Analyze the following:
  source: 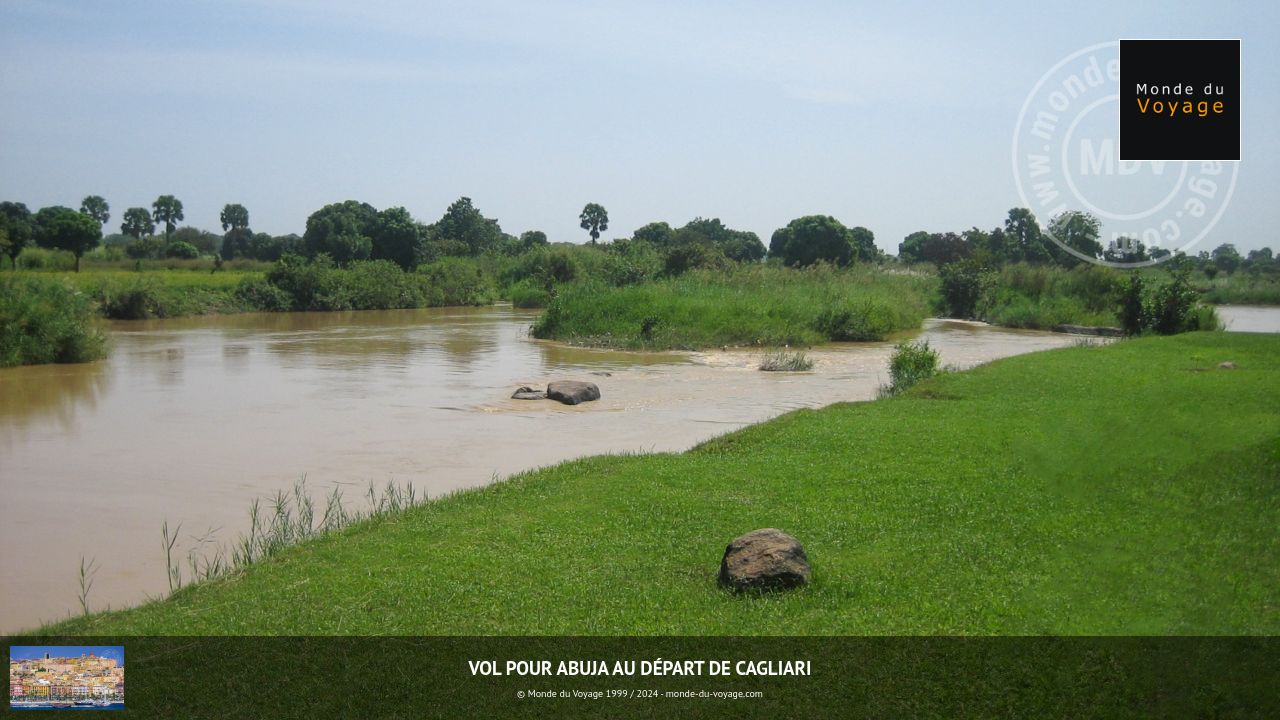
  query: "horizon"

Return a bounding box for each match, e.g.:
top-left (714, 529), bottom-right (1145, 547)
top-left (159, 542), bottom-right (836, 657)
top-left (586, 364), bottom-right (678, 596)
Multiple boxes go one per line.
top-left (2, 1), bottom-right (1276, 254)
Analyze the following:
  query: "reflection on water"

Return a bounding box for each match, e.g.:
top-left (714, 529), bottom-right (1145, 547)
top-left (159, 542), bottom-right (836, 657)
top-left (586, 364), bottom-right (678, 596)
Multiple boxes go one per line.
top-left (0, 306), bottom-right (1087, 632)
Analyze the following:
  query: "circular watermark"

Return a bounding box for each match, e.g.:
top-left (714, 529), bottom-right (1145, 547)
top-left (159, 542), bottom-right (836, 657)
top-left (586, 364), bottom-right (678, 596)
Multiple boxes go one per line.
top-left (1012, 41), bottom-right (1237, 268)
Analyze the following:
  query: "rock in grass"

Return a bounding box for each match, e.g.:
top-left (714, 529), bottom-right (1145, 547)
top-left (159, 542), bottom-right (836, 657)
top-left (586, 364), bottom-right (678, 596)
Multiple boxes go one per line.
top-left (511, 386), bottom-right (547, 400)
top-left (546, 380), bottom-right (600, 405)
top-left (1218, 361), bottom-right (1237, 370)
top-left (718, 528), bottom-right (810, 592)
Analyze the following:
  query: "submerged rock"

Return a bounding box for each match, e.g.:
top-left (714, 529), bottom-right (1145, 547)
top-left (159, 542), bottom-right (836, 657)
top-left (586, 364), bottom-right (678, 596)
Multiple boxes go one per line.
top-left (511, 386), bottom-right (547, 400)
top-left (546, 380), bottom-right (601, 405)
top-left (718, 528), bottom-right (810, 592)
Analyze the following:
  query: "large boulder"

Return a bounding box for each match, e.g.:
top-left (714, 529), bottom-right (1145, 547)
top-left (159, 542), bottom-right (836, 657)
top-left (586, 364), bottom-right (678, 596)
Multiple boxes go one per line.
top-left (546, 380), bottom-right (601, 405)
top-left (718, 528), bottom-right (810, 592)
top-left (511, 386), bottom-right (546, 400)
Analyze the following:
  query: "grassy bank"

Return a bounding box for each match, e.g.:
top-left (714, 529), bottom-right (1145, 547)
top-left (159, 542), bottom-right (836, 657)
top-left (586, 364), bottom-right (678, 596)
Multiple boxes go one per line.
top-left (1200, 274), bottom-right (1280, 305)
top-left (40, 331), bottom-right (1278, 635)
top-left (533, 264), bottom-right (937, 349)
top-left (0, 275), bottom-right (107, 367)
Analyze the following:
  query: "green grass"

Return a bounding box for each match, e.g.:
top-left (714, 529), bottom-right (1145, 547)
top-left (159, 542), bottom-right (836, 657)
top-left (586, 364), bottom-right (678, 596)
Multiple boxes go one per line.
top-left (39, 332), bottom-right (1279, 635)
top-left (1199, 273), bottom-right (1280, 305)
top-left (0, 275), bottom-right (108, 366)
top-left (533, 264), bottom-right (937, 349)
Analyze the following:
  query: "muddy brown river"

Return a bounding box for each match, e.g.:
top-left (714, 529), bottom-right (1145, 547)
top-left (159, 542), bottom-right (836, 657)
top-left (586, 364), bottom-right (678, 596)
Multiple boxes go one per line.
top-left (0, 306), bottom-right (1136, 632)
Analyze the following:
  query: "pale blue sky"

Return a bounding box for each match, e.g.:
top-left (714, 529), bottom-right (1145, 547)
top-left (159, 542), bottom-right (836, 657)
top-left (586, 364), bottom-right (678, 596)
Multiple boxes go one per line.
top-left (2, 0), bottom-right (1276, 252)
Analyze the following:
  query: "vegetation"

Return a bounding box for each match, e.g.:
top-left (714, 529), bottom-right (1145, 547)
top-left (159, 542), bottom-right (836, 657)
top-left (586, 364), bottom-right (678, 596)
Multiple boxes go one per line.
top-left (578, 202), bottom-right (609, 244)
top-left (884, 339), bottom-right (940, 395)
top-left (0, 275), bottom-right (106, 366)
top-left (39, 332), bottom-right (1280, 635)
top-left (758, 349), bottom-right (813, 372)
top-left (532, 264), bottom-right (936, 349)
top-left (32, 205), bottom-right (101, 272)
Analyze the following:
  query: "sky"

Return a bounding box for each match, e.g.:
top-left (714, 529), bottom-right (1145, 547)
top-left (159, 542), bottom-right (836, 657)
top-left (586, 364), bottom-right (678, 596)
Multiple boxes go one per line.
top-left (1, 0), bottom-right (1277, 253)
top-left (10, 645), bottom-right (124, 665)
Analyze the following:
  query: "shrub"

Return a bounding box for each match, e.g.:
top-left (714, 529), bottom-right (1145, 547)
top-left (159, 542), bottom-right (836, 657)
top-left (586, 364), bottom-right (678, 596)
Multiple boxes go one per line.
top-left (165, 240), bottom-right (200, 259)
top-left (509, 278), bottom-right (551, 308)
top-left (939, 260), bottom-right (991, 319)
top-left (886, 340), bottom-right (940, 395)
top-left (345, 260), bottom-right (426, 310)
top-left (419, 257), bottom-right (495, 306)
top-left (16, 247), bottom-right (76, 271)
top-left (1119, 272), bottom-right (1146, 336)
top-left (94, 276), bottom-right (163, 319)
top-left (0, 275), bottom-right (107, 366)
top-left (814, 301), bottom-right (897, 341)
top-left (235, 277), bottom-right (293, 312)
top-left (1147, 264), bottom-right (1204, 335)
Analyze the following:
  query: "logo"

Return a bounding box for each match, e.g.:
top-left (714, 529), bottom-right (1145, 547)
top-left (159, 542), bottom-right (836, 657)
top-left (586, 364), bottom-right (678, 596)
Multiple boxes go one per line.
top-left (1012, 41), bottom-right (1238, 268)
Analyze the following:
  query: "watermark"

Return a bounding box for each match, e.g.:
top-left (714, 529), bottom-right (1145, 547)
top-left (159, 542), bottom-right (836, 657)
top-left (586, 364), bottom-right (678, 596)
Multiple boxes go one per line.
top-left (1012, 41), bottom-right (1238, 268)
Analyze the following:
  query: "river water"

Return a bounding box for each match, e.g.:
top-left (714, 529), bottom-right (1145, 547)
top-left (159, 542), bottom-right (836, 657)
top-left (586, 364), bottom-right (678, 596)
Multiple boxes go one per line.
top-left (2, 304), bottom-right (1270, 632)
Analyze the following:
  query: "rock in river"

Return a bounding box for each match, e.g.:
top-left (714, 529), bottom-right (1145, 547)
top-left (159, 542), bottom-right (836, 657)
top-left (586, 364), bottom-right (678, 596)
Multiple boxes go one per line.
top-left (511, 386), bottom-right (547, 400)
top-left (546, 380), bottom-right (601, 405)
top-left (718, 528), bottom-right (811, 592)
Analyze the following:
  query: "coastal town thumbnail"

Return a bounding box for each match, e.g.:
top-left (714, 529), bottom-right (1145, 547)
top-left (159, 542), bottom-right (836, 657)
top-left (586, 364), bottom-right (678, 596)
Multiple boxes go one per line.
top-left (9, 646), bottom-right (124, 710)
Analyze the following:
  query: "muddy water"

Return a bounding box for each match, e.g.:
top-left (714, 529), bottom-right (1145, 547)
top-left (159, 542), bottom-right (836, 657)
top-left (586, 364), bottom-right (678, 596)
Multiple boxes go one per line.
top-left (0, 307), bottom-right (1085, 632)
top-left (1216, 305), bottom-right (1280, 333)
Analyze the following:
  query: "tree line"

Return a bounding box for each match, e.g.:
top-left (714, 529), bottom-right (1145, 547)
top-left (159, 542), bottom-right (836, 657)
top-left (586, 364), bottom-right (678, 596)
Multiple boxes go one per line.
top-left (3, 193), bottom-right (1273, 278)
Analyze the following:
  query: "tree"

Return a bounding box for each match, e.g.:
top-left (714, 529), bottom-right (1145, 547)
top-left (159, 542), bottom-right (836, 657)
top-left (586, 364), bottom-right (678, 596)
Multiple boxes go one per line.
top-left (34, 205), bottom-right (101, 272)
top-left (432, 197), bottom-right (504, 256)
top-left (121, 208), bottom-right (155, 240)
top-left (152, 195), bottom-right (184, 241)
top-left (1211, 243), bottom-right (1242, 275)
top-left (220, 203), bottom-right (252, 260)
top-left (1046, 211), bottom-right (1103, 266)
top-left (770, 215), bottom-right (859, 267)
top-left (632, 221), bottom-right (674, 249)
top-left (849, 226), bottom-right (878, 263)
top-left (681, 217), bottom-right (765, 262)
top-left (370, 206), bottom-right (424, 270)
top-left (1002, 208), bottom-right (1050, 264)
top-left (80, 196), bottom-right (110, 227)
top-left (579, 203), bottom-right (609, 245)
top-left (518, 230), bottom-right (548, 253)
top-left (303, 200), bottom-right (377, 263)
top-left (0, 201), bottom-right (33, 269)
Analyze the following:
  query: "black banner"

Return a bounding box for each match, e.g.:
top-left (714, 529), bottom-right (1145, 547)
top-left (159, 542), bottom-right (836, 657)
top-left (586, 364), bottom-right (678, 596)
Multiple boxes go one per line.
top-left (6, 636), bottom-right (1278, 718)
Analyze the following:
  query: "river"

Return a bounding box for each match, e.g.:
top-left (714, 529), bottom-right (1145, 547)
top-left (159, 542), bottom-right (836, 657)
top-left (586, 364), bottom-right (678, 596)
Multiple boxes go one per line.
top-left (1, 305), bottom-right (1271, 633)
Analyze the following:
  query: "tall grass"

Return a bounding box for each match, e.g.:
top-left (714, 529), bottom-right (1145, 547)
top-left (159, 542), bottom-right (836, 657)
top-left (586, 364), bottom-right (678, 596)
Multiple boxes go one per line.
top-left (759, 349), bottom-right (814, 371)
top-left (162, 478), bottom-right (427, 594)
top-left (978, 263), bottom-right (1122, 329)
top-left (533, 263), bottom-right (937, 349)
top-left (0, 275), bottom-right (107, 366)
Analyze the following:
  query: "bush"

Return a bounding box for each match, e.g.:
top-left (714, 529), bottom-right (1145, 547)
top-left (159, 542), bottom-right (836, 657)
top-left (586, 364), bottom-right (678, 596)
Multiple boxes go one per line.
top-left (235, 277), bottom-right (293, 312)
top-left (509, 278), bottom-right (551, 308)
top-left (1119, 272), bottom-right (1145, 336)
top-left (345, 260), bottom-right (427, 310)
top-left (165, 240), bottom-right (200, 259)
top-left (419, 257), bottom-right (495, 306)
top-left (814, 301), bottom-right (897, 341)
top-left (94, 275), bottom-right (163, 319)
top-left (16, 247), bottom-right (76, 271)
top-left (1148, 264), bottom-right (1212, 335)
top-left (886, 340), bottom-right (940, 395)
top-left (0, 275), bottom-right (107, 366)
top-left (939, 260), bottom-right (991, 319)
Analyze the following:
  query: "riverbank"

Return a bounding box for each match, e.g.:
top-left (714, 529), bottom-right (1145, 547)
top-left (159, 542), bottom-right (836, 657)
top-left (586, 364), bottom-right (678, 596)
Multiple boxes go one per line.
top-left (35, 331), bottom-right (1278, 635)
top-left (532, 265), bottom-right (937, 349)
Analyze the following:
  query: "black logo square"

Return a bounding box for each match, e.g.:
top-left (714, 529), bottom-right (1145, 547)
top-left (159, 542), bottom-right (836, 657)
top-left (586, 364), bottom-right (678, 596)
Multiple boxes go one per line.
top-left (1120, 39), bottom-right (1240, 161)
